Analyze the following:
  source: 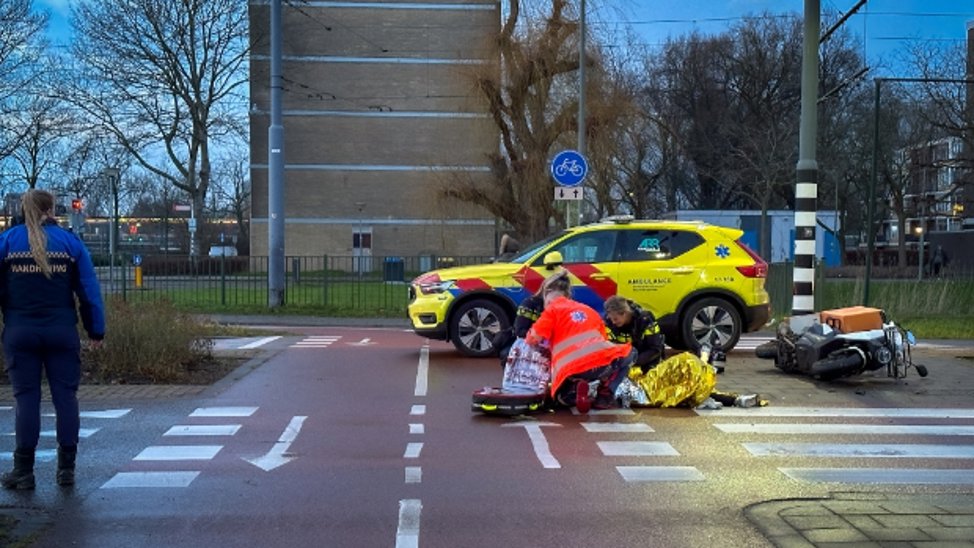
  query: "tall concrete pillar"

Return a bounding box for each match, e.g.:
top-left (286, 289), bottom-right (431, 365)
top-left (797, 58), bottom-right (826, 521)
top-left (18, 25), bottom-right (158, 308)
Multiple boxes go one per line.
top-left (793, 0), bottom-right (820, 320)
top-left (964, 20), bottom-right (974, 225)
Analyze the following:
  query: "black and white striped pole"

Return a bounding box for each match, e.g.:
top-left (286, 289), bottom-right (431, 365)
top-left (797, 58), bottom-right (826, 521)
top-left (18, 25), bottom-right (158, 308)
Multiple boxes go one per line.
top-left (791, 0), bottom-right (820, 331)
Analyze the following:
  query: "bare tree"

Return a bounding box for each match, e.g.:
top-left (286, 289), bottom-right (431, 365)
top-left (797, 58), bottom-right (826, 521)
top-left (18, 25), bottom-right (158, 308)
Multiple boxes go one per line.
top-left (67, 0), bottom-right (249, 244)
top-left (442, 0), bottom-right (632, 242)
top-left (0, 0), bottom-right (47, 165)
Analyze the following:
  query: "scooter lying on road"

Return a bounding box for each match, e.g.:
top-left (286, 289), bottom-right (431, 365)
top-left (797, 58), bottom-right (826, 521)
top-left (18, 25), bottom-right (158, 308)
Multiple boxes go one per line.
top-left (755, 309), bottom-right (928, 381)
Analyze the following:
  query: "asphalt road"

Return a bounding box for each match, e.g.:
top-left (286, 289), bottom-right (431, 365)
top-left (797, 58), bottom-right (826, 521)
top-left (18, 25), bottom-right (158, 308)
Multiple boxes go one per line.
top-left (3, 327), bottom-right (973, 547)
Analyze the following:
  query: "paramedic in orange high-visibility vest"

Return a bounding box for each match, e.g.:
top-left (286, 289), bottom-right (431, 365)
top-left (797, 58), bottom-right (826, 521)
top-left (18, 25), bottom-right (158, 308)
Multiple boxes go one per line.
top-left (525, 277), bottom-right (635, 414)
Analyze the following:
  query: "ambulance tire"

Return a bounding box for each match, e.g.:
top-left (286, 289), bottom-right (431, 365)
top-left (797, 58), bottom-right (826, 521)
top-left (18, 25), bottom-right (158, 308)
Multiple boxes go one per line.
top-left (450, 299), bottom-right (510, 358)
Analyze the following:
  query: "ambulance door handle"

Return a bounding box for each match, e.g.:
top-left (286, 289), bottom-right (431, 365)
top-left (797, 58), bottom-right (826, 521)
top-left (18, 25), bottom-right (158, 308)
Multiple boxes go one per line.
top-left (590, 273), bottom-right (612, 280)
top-left (672, 267), bottom-right (694, 275)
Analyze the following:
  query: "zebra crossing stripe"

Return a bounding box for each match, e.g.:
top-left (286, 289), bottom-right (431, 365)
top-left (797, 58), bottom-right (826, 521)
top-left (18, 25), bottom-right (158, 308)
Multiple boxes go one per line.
top-left (582, 423), bottom-right (654, 433)
top-left (102, 471), bottom-right (200, 489)
top-left (291, 336), bottom-right (341, 348)
top-left (617, 466), bottom-right (705, 482)
top-left (744, 442), bottom-right (974, 458)
top-left (1, 449), bottom-right (56, 462)
top-left (37, 428), bottom-right (100, 438)
top-left (190, 407), bottom-right (258, 417)
top-left (164, 425), bottom-right (242, 436)
top-left (716, 423), bottom-right (974, 436)
top-left (781, 468), bottom-right (974, 485)
top-left (698, 407), bottom-right (974, 418)
top-left (134, 445), bottom-right (223, 461)
top-left (597, 441), bottom-right (679, 456)
top-left (238, 336), bottom-right (282, 349)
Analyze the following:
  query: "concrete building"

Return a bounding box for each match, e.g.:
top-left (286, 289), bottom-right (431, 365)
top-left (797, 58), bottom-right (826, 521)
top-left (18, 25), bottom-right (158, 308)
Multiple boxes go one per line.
top-left (248, 1), bottom-right (500, 268)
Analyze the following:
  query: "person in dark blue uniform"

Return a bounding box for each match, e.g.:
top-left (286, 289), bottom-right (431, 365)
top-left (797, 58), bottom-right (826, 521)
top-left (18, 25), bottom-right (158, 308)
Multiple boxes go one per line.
top-left (603, 296), bottom-right (665, 374)
top-left (0, 189), bottom-right (105, 489)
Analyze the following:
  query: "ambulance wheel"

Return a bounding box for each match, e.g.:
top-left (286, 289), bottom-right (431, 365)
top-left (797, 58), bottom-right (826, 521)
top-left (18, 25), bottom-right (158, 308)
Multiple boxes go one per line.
top-left (450, 299), bottom-right (510, 358)
top-left (915, 364), bottom-right (929, 377)
top-left (681, 297), bottom-right (741, 354)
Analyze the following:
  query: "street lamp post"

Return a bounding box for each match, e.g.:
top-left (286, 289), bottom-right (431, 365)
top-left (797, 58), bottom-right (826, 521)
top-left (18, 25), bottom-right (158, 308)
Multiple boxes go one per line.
top-left (916, 222), bottom-right (925, 280)
top-left (355, 202), bottom-right (365, 277)
top-left (103, 168), bottom-right (120, 290)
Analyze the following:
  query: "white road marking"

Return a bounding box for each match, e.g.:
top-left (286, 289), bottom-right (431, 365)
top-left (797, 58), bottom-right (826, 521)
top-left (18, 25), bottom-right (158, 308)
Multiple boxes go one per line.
top-left (134, 445), bottom-right (223, 461)
top-left (597, 441), bottom-right (680, 457)
top-left (290, 336), bottom-right (341, 348)
top-left (414, 346), bottom-right (429, 397)
top-left (36, 428), bottom-right (99, 438)
top-left (404, 442), bottom-right (423, 459)
top-left (697, 407), bottom-right (974, 418)
top-left (581, 422), bottom-right (654, 433)
top-left (349, 337), bottom-right (373, 346)
top-left (716, 423), bottom-right (974, 436)
top-left (190, 406), bottom-right (258, 417)
top-left (395, 499), bottom-right (422, 548)
top-left (781, 468), bottom-right (974, 485)
top-left (70, 409), bottom-right (131, 419)
top-left (572, 408), bottom-right (635, 416)
top-left (617, 466), bottom-right (706, 482)
top-left (244, 415), bottom-right (307, 471)
top-left (502, 422), bottom-right (562, 469)
top-left (101, 471), bottom-right (200, 489)
top-left (1, 449), bottom-right (55, 462)
top-left (404, 466), bottom-right (422, 484)
top-left (409, 423), bottom-right (424, 435)
top-left (164, 424), bottom-right (242, 436)
top-left (744, 443), bottom-right (974, 458)
top-left (238, 336), bottom-right (282, 349)
top-left (410, 405), bottom-right (426, 416)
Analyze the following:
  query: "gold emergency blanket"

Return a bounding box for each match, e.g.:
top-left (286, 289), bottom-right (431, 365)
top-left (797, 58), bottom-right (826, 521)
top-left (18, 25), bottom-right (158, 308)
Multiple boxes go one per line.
top-left (628, 352), bottom-right (716, 407)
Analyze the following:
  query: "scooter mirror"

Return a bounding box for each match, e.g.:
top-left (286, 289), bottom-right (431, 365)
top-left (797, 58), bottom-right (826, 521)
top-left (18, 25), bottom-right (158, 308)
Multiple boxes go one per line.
top-left (906, 331), bottom-right (916, 345)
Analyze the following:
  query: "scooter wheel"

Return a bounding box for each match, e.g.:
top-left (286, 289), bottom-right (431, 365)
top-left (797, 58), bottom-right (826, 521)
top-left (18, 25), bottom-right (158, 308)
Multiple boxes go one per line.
top-left (809, 353), bottom-right (863, 380)
top-left (915, 364), bottom-right (929, 377)
top-left (754, 341), bottom-right (778, 359)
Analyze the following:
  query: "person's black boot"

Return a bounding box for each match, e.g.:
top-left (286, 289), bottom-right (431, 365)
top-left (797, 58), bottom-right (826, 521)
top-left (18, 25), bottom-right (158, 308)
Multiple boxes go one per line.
top-left (56, 445), bottom-right (77, 486)
top-left (1, 449), bottom-right (36, 490)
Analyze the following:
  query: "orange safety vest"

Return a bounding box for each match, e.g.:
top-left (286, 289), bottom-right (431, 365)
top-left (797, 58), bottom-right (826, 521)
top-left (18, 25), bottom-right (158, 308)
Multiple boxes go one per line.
top-left (527, 296), bottom-right (632, 396)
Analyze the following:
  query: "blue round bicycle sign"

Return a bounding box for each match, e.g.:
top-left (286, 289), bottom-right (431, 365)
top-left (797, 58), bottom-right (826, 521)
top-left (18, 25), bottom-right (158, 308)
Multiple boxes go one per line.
top-left (550, 149), bottom-right (588, 187)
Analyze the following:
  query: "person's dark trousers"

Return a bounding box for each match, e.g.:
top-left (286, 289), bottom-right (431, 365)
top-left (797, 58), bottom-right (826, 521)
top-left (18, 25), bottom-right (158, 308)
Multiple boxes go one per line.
top-left (3, 324), bottom-right (82, 455)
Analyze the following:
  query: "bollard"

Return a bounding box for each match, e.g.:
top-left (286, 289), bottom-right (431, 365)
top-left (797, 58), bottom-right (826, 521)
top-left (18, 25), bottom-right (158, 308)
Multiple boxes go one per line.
top-left (135, 265), bottom-right (143, 288)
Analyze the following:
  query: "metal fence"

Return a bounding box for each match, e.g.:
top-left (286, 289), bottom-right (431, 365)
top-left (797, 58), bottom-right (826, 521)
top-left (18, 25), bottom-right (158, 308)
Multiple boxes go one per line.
top-left (93, 254), bottom-right (493, 316)
top-left (100, 255), bottom-right (955, 320)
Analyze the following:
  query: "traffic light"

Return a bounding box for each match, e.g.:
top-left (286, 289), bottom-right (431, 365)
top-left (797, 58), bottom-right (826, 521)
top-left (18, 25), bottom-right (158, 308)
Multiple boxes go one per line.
top-left (71, 198), bottom-right (83, 212)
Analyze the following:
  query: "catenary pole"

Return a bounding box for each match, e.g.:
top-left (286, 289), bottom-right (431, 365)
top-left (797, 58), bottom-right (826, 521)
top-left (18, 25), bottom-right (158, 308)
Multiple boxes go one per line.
top-left (570, 0), bottom-right (585, 229)
top-left (792, 0), bottom-right (820, 321)
top-left (268, 0), bottom-right (285, 308)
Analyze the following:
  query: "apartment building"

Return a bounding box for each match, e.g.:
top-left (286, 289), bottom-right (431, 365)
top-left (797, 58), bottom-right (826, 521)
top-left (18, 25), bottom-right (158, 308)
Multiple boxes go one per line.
top-left (248, 1), bottom-right (500, 266)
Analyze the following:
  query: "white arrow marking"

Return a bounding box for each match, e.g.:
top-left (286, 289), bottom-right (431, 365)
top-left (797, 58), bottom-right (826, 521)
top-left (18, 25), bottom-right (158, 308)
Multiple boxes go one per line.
top-left (349, 337), bottom-right (373, 346)
top-left (502, 422), bottom-right (562, 468)
top-left (244, 415), bottom-right (307, 471)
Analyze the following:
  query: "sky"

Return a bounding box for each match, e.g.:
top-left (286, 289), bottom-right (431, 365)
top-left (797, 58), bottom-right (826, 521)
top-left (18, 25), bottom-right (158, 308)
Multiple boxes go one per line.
top-left (604, 0), bottom-right (974, 76)
top-left (34, 0), bottom-right (974, 73)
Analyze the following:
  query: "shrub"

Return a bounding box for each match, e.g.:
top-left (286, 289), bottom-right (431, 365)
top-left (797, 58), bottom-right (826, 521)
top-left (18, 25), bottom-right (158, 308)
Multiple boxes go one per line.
top-left (83, 297), bottom-right (215, 383)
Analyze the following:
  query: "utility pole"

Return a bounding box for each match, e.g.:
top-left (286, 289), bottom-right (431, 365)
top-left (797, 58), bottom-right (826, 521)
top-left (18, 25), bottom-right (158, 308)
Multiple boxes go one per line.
top-left (268, 0), bottom-right (285, 308)
top-left (570, 0), bottom-right (586, 229)
top-left (791, 0), bottom-right (820, 327)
